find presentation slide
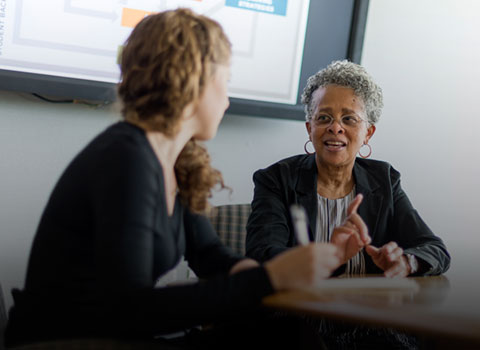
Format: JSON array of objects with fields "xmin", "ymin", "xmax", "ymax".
[{"xmin": 0, "ymin": 0, "xmax": 310, "ymax": 104}]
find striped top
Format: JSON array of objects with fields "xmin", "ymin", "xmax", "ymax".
[{"xmin": 314, "ymin": 188, "xmax": 366, "ymax": 275}]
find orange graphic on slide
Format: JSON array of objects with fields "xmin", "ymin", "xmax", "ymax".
[
  {"xmin": 121, "ymin": 8, "xmax": 153, "ymax": 28},
  {"xmin": 122, "ymin": 1, "xmax": 205, "ymax": 28}
]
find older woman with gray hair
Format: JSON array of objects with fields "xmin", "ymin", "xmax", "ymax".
[
  {"xmin": 247, "ymin": 59, "xmax": 449, "ymax": 279},
  {"xmin": 246, "ymin": 60, "xmax": 450, "ymax": 348}
]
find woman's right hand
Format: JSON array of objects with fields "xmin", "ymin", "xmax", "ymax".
[
  {"xmin": 330, "ymin": 194, "xmax": 371, "ymax": 264},
  {"xmin": 264, "ymin": 243, "xmax": 340, "ymax": 291}
]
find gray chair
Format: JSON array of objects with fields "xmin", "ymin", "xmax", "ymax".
[{"xmin": 206, "ymin": 204, "xmax": 251, "ymax": 255}]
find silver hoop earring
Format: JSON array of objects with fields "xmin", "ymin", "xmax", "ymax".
[
  {"xmin": 304, "ymin": 140, "xmax": 314, "ymax": 155},
  {"xmin": 359, "ymin": 143, "xmax": 372, "ymax": 158}
]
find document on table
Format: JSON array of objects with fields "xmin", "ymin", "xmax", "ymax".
[{"xmin": 313, "ymin": 277, "xmax": 420, "ymax": 293}]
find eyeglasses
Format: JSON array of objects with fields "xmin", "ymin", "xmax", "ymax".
[{"xmin": 310, "ymin": 114, "xmax": 368, "ymax": 129}]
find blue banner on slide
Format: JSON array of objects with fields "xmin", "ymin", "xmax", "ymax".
[{"xmin": 225, "ymin": 0, "xmax": 287, "ymax": 16}]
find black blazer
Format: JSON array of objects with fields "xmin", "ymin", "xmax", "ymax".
[{"xmin": 246, "ymin": 154, "xmax": 450, "ymax": 275}]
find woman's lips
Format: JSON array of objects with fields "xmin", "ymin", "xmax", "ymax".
[{"xmin": 323, "ymin": 140, "xmax": 346, "ymax": 151}]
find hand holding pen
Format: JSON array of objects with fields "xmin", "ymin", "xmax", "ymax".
[
  {"xmin": 290, "ymin": 203, "xmax": 311, "ymax": 245},
  {"xmin": 263, "ymin": 204, "xmax": 341, "ymax": 291}
]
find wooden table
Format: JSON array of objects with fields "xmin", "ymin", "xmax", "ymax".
[{"xmin": 263, "ymin": 274, "xmax": 480, "ymax": 347}]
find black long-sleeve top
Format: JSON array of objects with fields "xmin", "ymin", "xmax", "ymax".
[{"xmin": 6, "ymin": 122, "xmax": 273, "ymax": 346}]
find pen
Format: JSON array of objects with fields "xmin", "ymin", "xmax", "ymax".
[{"xmin": 290, "ymin": 204, "xmax": 310, "ymax": 245}]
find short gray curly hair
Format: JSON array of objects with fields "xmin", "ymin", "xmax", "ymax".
[{"xmin": 301, "ymin": 60, "xmax": 383, "ymax": 124}]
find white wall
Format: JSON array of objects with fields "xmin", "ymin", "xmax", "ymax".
[
  {"xmin": 1, "ymin": 0, "xmax": 479, "ymax": 309},
  {"xmin": 361, "ymin": 0, "xmax": 480, "ymax": 278},
  {"xmin": 0, "ymin": 94, "xmax": 119, "ymax": 308},
  {"xmin": 206, "ymin": 113, "xmax": 307, "ymax": 204}
]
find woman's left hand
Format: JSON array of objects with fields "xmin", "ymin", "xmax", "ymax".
[
  {"xmin": 330, "ymin": 194, "xmax": 371, "ymax": 264},
  {"xmin": 365, "ymin": 242, "xmax": 410, "ymax": 277},
  {"xmin": 229, "ymin": 258, "xmax": 260, "ymax": 275}
]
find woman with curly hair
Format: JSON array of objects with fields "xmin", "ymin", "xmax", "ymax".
[
  {"xmin": 246, "ymin": 60, "xmax": 451, "ymax": 349},
  {"xmin": 5, "ymin": 8, "xmax": 343, "ymax": 350}
]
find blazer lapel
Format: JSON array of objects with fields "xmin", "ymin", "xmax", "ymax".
[
  {"xmin": 295, "ymin": 155, "xmax": 318, "ymax": 242},
  {"xmin": 353, "ymin": 161, "xmax": 383, "ymax": 240},
  {"xmin": 294, "ymin": 157, "xmax": 383, "ymax": 242}
]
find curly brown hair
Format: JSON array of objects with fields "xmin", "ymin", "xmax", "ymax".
[{"xmin": 117, "ymin": 8, "xmax": 231, "ymax": 213}]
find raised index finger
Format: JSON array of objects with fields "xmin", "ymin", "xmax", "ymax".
[
  {"xmin": 347, "ymin": 212, "xmax": 370, "ymax": 244},
  {"xmin": 347, "ymin": 193, "xmax": 363, "ymax": 216}
]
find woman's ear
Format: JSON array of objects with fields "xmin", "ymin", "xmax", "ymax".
[
  {"xmin": 305, "ymin": 121, "xmax": 312, "ymax": 137},
  {"xmin": 365, "ymin": 124, "xmax": 376, "ymax": 143},
  {"xmin": 181, "ymin": 101, "xmax": 196, "ymax": 121}
]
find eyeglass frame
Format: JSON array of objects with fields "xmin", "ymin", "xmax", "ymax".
[{"xmin": 308, "ymin": 113, "xmax": 370, "ymax": 129}]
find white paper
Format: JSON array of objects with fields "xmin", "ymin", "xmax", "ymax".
[{"xmin": 315, "ymin": 277, "xmax": 420, "ymax": 292}]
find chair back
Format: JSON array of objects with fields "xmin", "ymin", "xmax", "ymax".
[
  {"xmin": 0, "ymin": 282, "xmax": 7, "ymax": 350},
  {"xmin": 206, "ymin": 204, "xmax": 251, "ymax": 255}
]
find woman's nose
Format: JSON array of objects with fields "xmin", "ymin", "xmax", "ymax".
[{"xmin": 327, "ymin": 120, "xmax": 344, "ymax": 134}]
